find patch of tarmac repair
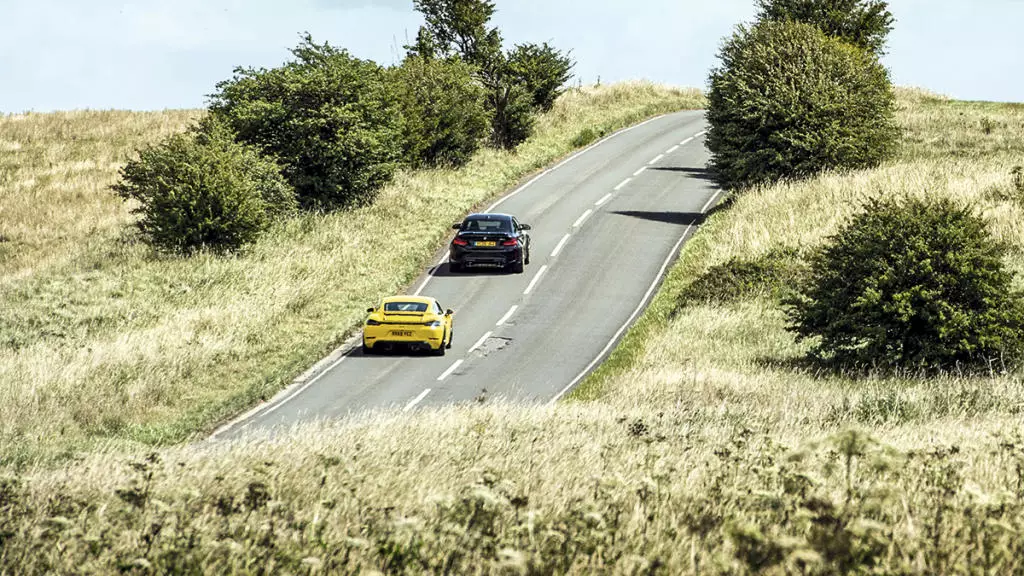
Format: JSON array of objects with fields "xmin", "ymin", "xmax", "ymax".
[{"xmin": 474, "ymin": 336, "xmax": 513, "ymax": 357}]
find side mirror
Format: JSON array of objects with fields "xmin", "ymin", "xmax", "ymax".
[
  {"xmin": 446, "ymin": 309, "xmax": 454, "ymax": 316},
  {"xmin": 451, "ymin": 223, "xmax": 462, "ymax": 230},
  {"xmin": 366, "ymin": 307, "xmax": 375, "ymax": 313},
  {"xmin": 519, "ymin": 224, "xmax": 532, "ymax": 230}
]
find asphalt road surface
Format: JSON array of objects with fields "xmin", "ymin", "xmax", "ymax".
[{"xmin": 215, "ymin": 110, "xmax": 718, "ymax": 440}]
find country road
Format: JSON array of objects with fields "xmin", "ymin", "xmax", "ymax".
[{"xmin": 214, "ymin": 110, "xmax": 718, "ymax": 440}]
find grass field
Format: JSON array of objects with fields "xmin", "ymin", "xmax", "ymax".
[
  {"xmin": 0, "ymin": 82, "xmax": 705, "ymax": 465},
  {"xmin": 2, "ymin": 90, "xmax": 1024, "ymax": 573}
]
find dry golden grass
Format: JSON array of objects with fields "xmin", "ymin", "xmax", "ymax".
[
  {"xmin": 0, "ymin": 82, "xmax": 704, "ymax": 463},
  {"xmin": 4, "ymin": 88, "xmax": 1024, "ymax": 574}
]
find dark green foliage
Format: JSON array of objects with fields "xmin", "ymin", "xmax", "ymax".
[
  {"xmin": 505, "ymin": 42, "xmax": 575, "ymax": 112},
  {"xmin": 487, "ymin": 80, "xmax": 536, "ymax": 150},
  {"xmin": 390, "ymin": 56, "xmax": 489, "ymax": 169},
  {"xmin": 676, "ymin": 247, "xmax": 807, "ymax": 310},
  {"xmin": 706, "ymin": 21, "xmax": 899, "ymax": 191},
  {"xmin": 786, "ymin": 196, "xmax": 1024, "ymax": 370},
  {"xmin": 208, "ymin": 35, "xmax": 403, "ymax": 209},
  {"xmin": 411, "ymin": 0, "xmax": 502, "ymax": 67},
  {"xmin": 756, "ymin": 0, "xmax": 895, "ymax": 56},
  {"xmin": 111, "ymin": 117, "xmax": 296, "ymax": 254}
]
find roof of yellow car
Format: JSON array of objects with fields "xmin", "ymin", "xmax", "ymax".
[{"xmin": 381, "ymin": 295, "xmax": 435, "ymax": 304}]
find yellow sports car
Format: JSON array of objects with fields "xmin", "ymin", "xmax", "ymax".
[{"xmin": 362, "ymin": 296, "xmax": 454, "ymax": 355}]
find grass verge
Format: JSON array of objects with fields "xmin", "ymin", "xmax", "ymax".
[
  {"xmin": 3, "ymin": 89, "xmax": 1024, "ymax": 573},
  {"xmin": 0, "ymin": 82, "xmax": 705, "ymax": 464}
]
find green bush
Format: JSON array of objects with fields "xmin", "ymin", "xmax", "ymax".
[
  {"xmin": 112, "ymin": 118, "xmax": 296, "ymax": 254},
  {"xmin": 676, "ymin": 247, "xmax": 807, "ymax": 310},
  {"xmin": 706, "ymin": 20, "xmax": 899, "ymax": 191},
  {"xmin": 786, "ymin": 196, "xmax": 1024, "ymax": 371},
  {"xmin": 487, "ymin": 80, "xmax": 536, "ymax": 150},
  {"xmin": 209, "ymin": 35, "xmax": 403, "ymax": 209},
  {"xmin": 390, "ymin": 56, "xmax": 489, "ymax": 169},
  {"xmin": 756, "ymin": 0, "xmax": 895, "ymax": 56},
  {"xmin": 506, "ymin": 42, "xmax": 575, "ymax": 112}
]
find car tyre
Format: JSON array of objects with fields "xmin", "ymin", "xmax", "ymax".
[
  {"xmin": 433, "ymin": 332, "xmax": 447, "ymax": 356},
  {"xmin": 362, "ymin": 340, "xmax": 373, "ymax": 355},
  {"xmin": 449, "ymin": 261, "xmax": 462, "ymax": 273},
  {"xmin": 524, "ymin": 247, "xmax": 530, "ymax": 265},
  {"xmin": 446, "ymin": 329, "xmax": 453, "ymax": 349},
  {"xmin": 511, "ymin": 260, "xmax": 525, "ymax": 274}
]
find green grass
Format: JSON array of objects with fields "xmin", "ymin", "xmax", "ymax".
[
  {"xmin": 0, "ymin": 82, "xmax": 705, "ymax": 464},
  {"xmin": 4, "ymin": 87, "xmax": 1024, "ymax": 574}
]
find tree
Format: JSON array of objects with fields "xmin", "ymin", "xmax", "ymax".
[
  {"xmin": 391, "ymin": 56, "xmax": 489, "ymax": 168},
  {"xmin": 786, "ymin": 196, "xmax": 1024, "ymax": 371},
  {"xmin": 755, "ymin": 0, "xmax": 895, "ymax": 56},
  {"xmin": 411, "ymin": 0, "xmax": 502, "ymax": 67},
  {"xmin": 209, "ymin": 35, "xmax": 403, "ymax": 209},
  {"xmin": 506, "ymin": 42, "xmax": 575, "ymax": 112},
  {"xmin": 112, "ymin": 117, "xmax": 296, "ymax": 254},
  {"xmin": 486, "ymin": 80, "xmax": 536, "ymax": 149},
  {"xmin": 706, "ymin": 20, "xmax": 899, "ymax": 190}
]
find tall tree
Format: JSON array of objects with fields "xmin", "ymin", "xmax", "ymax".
[
  {"xmin": 755, "ymin": 0, "xmax": 895, "ymax": 56},
  {"xmin": 506, "ymin": 42, "xmax": 575, "ymax": 112},
  {"xmin": 411, "ymin": 0, "xmax": 502, "ymax": 67}
]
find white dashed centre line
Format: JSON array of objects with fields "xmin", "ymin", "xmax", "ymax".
[
  {"xmin": 666, "ymin": 145, "xmax": 680, "ymax": 154},
  {"xmin": 404, "ymin": 389, "xmax": 431, "ymax": 411},
  {"xmin": 523, "ymin": 265, "xmax": 548, "ymax": 295},
  {"xmin": 550, "ymin": 233, "xmax": 571, "ymax": 257},
  {"xmin": 468, "ymin": 331, "xmax": 492, "ymax": 354},
  {"xmin": 437, "ymin": 360, "xmax": 463, "ymax": 381},
  {"xmin": 632, "ymin": 166, "xmax": 647, "ymax": 177},
  {"xmin": 679, "ymin": 136, "xmax": 694, "ymax": 146},
  {"xmin": 573, "ymin": 209, "xmax": 593, "ymax": 228},
  {"xmin": 614, "ymin": 177, "xmax": 631, "ymax": 191},
  {"xmin": 695, "ymin": 130, "xmax": 707, "ymax": 137},
  {"xmin": 648, "ymin": 153, "xmax": 664, "ymax": 165},
  {"xmin": 496, "ymin": 305, "xmax": 518, "ymax": 326},
  {"xmin": 595, "ymin": 193, "xmax": 613, "ymax": 207}
]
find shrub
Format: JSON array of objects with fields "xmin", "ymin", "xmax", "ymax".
[
  {"xmin": 785, "ymin": 195, "xmax": 1024, "ymax": 371},
  {"xmin": 706, "ymin": 20, "xmax": 899, "ymax": 191},
  {"xmin": 390, "ymin": 56, "xmax": 489, "ymax": 169},
  {"xmin": 676, "ymin": 247, "xmax": 807, "ymax": 311},
  {"xmin": 487, "ymin": 80, "xmax": 536, "ymax": 150},
  {"xmin": 571, "ymin": 126, "xmax": 604, "ymax": 148},
  {"xmin": 505, "ymin": 42, "xmax": 575, "ymax": 112},
  {"xmin": 755, "ymin": 0, "xmax": 895, "ymax": 56},
  {"xmin": 209, "ymin": 35, "xmax": 403, "ymax": 209},
  {"xmin": 112, "ymin": 118, "xmax": 296, "ymax": 254}
]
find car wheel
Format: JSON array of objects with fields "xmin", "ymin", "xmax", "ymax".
[
  {"xmin": 433, "ymin": 333, "xmax": 447, "ymax": 356},
  {"xmin": 362, "ymin": 340, "xmax": 373, "ymax": 354},
  {"xmin": 524, "ymin": 246, "xmax": 530, "ymax": 265},
  {"xmin": 511, "ymin": 260, "xmax": 524, "ymax": 274},
  {"xmin": 446, "ymin": 329, "xmax": 453, "ymax": 349},
  {"xmin": 450, "ymin": 261, "xmax": 462, "ymax": 273}
]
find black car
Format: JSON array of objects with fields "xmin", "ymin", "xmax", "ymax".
[{"xmin": 449, "ymin": 213, "xmax": 532, "ymax": 273}]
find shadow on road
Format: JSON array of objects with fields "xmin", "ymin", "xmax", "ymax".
[
  {"xmin": 649, "ymin": 166, "xmax": 717, "ymax": 182},
  {"xmin": 430, "ymin": 262, "xmax": 517, "ymax": 278},
  {"xmin": 610, "ymin": 210, "xmax": 706, "ymax": 226}
]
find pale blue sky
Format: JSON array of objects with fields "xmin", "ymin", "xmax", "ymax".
[{"xmin": 1, "ymin": 0, "xmax": 1021, "ymax": 113}]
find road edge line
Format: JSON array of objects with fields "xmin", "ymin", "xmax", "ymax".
[{"xmin": 548, "ymin": 188, "xmax": 723, "ymax": 404}]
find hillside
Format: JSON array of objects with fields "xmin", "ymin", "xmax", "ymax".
[
  {"xmin": 3, "ymin": 90, "xmax": 1024, "ymax": 573},
  {"xmin": 0, "ymin": 83, "xmax": 704, "ymax": 464}
]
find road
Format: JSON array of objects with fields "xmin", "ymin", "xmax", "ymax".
[{"xmin": 214, "ymin": 110, "xmax": 718, "ymax": 440}]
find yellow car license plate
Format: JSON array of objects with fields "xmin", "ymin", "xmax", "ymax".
[
  {"xmin": 475, "ymin": 241, "xmax": 496, "ymax": 247},
  {"xmin": 391, "ymin": 330, "xmax": 413, "ymax": 337}
]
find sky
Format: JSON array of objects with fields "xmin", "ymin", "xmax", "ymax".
[{"xmin": 0, "ymin": 0, "xmax": 1021, "ymax": 113}]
